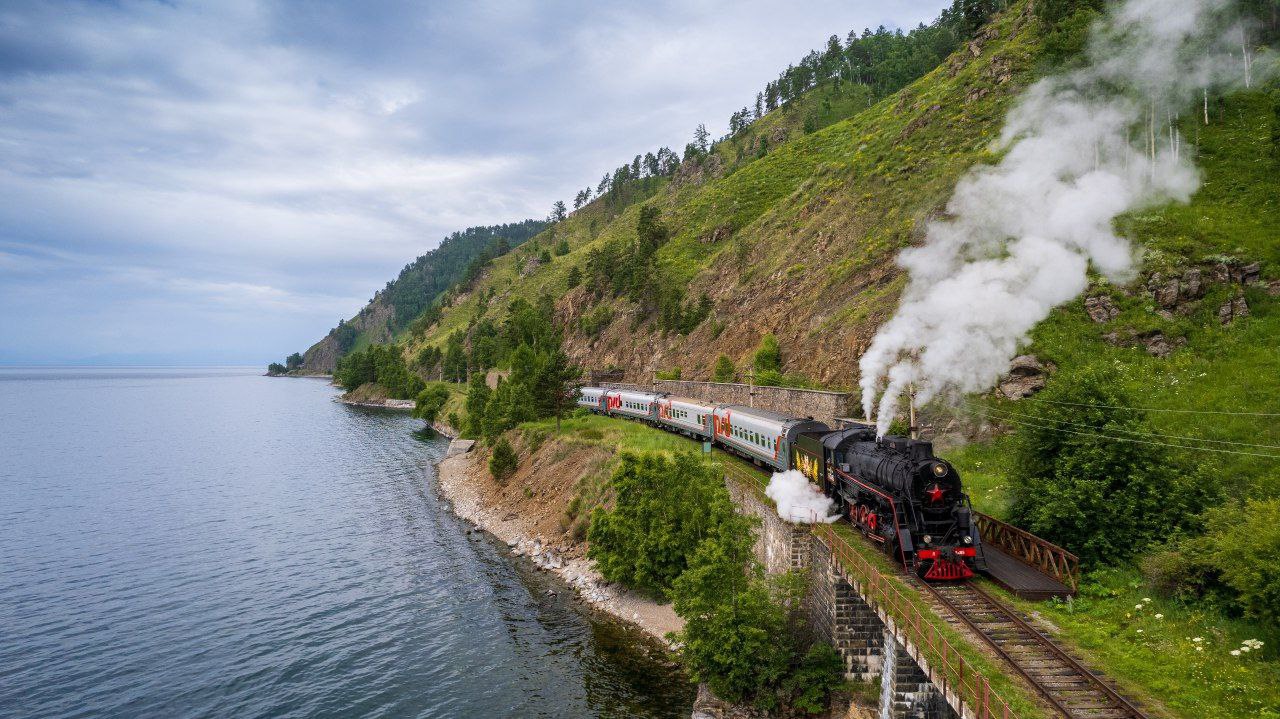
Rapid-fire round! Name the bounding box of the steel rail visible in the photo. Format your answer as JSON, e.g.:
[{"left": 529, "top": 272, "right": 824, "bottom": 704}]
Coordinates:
[{"left": 921, "top": 581, "right": 1148, "bottom": 719}]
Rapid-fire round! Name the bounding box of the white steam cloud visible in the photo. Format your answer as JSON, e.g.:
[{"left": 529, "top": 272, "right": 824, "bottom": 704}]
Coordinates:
[
  {"left": 859, "top": 0, "right": 1272, "bottom": 434},
  {"left": 766, "top": 470, "right": 840, "bottom": 524}
]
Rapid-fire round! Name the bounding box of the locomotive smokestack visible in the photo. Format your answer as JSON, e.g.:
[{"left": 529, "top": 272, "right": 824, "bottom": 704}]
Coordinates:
[{"left": 908, "top": 384, "right": 918, "bottom": 440}]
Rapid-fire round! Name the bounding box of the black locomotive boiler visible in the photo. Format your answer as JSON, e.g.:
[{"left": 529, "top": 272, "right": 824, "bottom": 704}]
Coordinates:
[{"left": 794, "top": 424, "right": 986, "bottom": 580}]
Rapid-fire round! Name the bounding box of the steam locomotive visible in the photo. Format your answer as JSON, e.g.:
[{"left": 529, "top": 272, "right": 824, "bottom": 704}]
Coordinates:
[{"left": 576, "top": 386, "right": 986, "bottom": 581}]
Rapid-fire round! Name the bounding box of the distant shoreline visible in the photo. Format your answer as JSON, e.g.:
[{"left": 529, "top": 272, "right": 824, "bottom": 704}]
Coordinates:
[{"left": 264, "top": 370, "right": 332, "bottom": 379}]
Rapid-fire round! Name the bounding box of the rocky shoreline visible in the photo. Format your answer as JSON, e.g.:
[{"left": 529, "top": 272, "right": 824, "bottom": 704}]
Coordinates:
[
  {"left": 433, "top": 440, "right": 684, "bottom": 643},
  {"left": 336, "top": 396, "right": 415, "bottom": 410}
]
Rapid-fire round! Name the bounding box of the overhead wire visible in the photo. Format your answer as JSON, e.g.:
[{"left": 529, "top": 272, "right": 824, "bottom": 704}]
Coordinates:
[
  {"left": 958, "top": 403, "right": 1280, "bottom": 460},
  {"left": 1020, "top": 396, "right": 1280, "bottom": 418},
  {"left": 963, "top": 400, "right": 1280, "bottom": 451}
]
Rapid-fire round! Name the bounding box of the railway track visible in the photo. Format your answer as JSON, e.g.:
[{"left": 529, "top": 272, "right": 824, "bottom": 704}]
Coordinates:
[
  {"left": 721, "top": 441, "right": 1150, "bottom": 719},
  {"left": 917, "top": 580, "right": 1148, "bottom": 719}
]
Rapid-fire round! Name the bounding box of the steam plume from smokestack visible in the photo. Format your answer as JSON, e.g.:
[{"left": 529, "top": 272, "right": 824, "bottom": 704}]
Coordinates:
[{"left": 859, "top": 0, "right": 1273, "bottom": 435}]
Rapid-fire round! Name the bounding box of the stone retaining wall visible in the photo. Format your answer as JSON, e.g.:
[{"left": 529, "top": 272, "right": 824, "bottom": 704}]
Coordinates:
[
  {"left": 600, "top": 380, "right": 858, "bottom": 426},
  {"left": 725, "top": 479, "right": 811, "bottom": 574}
]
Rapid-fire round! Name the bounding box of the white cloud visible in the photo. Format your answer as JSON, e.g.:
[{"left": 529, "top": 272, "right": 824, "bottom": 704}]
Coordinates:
[{"left": 0, "top": 0, "right": 951, "bottom": 362}]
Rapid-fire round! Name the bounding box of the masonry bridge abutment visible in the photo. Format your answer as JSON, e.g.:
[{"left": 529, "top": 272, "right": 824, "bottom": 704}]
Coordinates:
[{"left": 726, "top": 477, "right": 963, "bottom": 719}]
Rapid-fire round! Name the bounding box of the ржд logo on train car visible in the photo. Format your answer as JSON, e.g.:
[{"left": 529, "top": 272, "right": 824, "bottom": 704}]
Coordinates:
[{"left": 714, "top": 414, "right": 731, "bottom": 435}]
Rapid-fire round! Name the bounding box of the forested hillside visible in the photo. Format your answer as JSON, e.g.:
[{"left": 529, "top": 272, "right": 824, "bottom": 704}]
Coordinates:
[{"left": 299, "top": 219, "right": 547, "bottom": 371}]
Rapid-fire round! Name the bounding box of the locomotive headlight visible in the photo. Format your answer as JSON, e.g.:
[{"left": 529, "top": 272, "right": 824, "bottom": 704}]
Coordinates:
[
  {"left": 964, "top": 535, "right": 972, "bottom": 544},
  {"left": 931, "top": 463, "right": 948, "bottom": 477},
  {"left": 923, "top": 535, "right": 933, "bottom": 545}
]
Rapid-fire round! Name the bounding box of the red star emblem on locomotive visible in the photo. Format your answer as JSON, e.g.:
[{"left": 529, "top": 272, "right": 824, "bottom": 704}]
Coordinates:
[{"left": 926, "top": 484, "right": 945, "bottom": 503}]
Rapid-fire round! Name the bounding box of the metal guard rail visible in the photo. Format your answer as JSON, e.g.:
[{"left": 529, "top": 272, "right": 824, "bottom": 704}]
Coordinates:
[
  {"left": 722, "top": 462, "right": 1022, "bottom": 719},
  {"left": 974, "top": 512, "right": 1079, "bottom": 593}
]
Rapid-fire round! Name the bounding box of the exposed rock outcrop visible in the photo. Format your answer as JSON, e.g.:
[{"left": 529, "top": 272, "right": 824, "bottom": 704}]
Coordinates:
[
  {"left": 1212, "top": 260, "right": 1262, "bottom": 286},
  {"left": 701, "top": 224, "right": 733, "bottom": 244},
  {"left": 1138, "top": 330, "right": 1181, "bottom": 358},
  {"left": 1083, "top": 295, "right": 1119, "bottom": 323},
  {"left": 690, "top": 685, "right": 769, "bottom": 719},
  {"left": 673, "top": 153, "right": 725, "bottom": 188},
  {"left": 1218, "top": 295, "right": 1250, "bottom": 325},
  {"left": 302, "top": 297, "right": 394, "bottom": 373},
  {"left": 997, "top": 355, "right": 1054, "bottom": 399},
  {"left": 1145, "top": 260, "right": 1264, "bottom": 320},
  {"left": 1101, "top": 328, "right": 1187, "bottom": 357},
  {"left": 1147, "top": 267, "right": 1206, "bottom": 317}
]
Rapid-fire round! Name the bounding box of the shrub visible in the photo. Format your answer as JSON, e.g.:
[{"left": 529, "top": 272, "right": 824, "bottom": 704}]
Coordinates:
[
  {"left": 412, "top": 383, "right": 451, "bottom": 423},
  {"left": 334, "top": 344, "right": 425, "bottom": 399},
  {"left": 678, "top": 580, "right": 792, "bottom": 707},
  {"left": 753, "top": 333, "right": 781, "bottom": 374},
  {"left": 579, "top": 305, "right": 614, "bottom": 337},
  {"left": 712, "top": 354, "right": 736, "bottom": 382},
  {"left": 588, "top": 452, "right": 745, "bottom": 598},
  {"left": 489, "top": 437, "right": 518, "bottom": 482},
  {"left": 655, "top": 367, "right": 682, "bottom": 380},
  {"left": 1008, "top": 367, "right": 1215, "bottom": 566},
  {"left": 524, "top": 427, "right": 549, "bottom": 454},
  {"left": 1205, "top": 499, "right": 1280, "bottom": 625},
  {"left": 463, "top": 373, "right": 491, "bottom": 439},
  {"left": 785, "top": 643, "right": 845, "bottom": 715},
  {"left": 672, "top": 525, "right": 841, "bottom": 713}
]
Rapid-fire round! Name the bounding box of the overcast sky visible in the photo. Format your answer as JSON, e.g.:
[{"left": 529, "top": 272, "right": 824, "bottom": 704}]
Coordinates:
[{"left": 0, "top": 0, "right": 950, "bottom": 365}]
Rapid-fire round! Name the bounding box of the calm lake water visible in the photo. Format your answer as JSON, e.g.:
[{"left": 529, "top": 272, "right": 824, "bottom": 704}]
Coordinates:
[{"left": 0, "top": 367, "right": 692, "bottom": 719}]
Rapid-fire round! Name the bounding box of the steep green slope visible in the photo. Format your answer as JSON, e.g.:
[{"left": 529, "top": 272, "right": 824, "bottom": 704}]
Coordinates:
[{"left": 406, "top": 5, "right": 1040, "bottom": 385}]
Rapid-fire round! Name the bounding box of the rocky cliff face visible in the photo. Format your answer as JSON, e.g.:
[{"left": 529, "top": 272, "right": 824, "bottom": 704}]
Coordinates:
[{"left": 301, "top": 296, "right": 394, "bottom": 372}]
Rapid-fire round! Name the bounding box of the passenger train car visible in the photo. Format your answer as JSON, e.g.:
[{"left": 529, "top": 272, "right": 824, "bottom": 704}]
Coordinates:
[
  {"left": 577, "top": 386, "right": 607, "bottom": 412},
  {"left": 711, "top": 405, "right": 827, "bottom": 473},
  {"left": 603, "top": 389, "right": 663, "bottom": 422},
  {"left": 656, "top": 396, "right": 716, "bottom": 440},
  {"left": 577, "top": 385, "right": 986, "bottom": 581}
]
